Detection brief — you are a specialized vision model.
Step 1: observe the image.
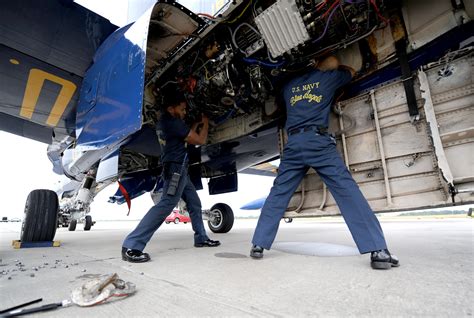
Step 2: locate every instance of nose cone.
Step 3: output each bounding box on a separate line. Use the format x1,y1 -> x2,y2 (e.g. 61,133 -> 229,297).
240,197 -> 267,210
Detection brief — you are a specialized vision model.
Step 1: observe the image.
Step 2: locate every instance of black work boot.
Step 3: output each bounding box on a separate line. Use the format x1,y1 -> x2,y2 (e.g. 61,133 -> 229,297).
194,239 -> 221,247
121,247 -> 150,263
370,249 -> 400,269
250,245 -> 264,259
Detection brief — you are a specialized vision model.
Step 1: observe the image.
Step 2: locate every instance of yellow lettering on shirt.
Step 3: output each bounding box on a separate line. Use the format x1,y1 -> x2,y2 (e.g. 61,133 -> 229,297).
302,82 -> 320,91
289,81 -> 322,106
291,86 -> 301,93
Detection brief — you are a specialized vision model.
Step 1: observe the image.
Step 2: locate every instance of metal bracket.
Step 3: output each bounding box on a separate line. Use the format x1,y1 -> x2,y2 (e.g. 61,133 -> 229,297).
370,90 -> 393,207
395,39 -> 420,119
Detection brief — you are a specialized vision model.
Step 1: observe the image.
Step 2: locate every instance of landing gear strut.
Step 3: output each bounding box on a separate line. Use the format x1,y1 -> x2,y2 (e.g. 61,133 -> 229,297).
60,173 -> 96,232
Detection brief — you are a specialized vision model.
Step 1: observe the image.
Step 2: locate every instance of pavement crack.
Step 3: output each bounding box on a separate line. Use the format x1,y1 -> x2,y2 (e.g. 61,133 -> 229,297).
114,261 -> 282,317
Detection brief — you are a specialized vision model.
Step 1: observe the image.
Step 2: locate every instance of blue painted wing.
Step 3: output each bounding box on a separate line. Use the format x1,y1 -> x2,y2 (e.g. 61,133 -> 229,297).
240,196 -> 268,210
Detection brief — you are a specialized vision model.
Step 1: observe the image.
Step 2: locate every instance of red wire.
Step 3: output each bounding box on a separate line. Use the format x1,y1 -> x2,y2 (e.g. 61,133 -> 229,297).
370,0 -> 390,25
322,0 -> 339,18
316,0 -> 327,11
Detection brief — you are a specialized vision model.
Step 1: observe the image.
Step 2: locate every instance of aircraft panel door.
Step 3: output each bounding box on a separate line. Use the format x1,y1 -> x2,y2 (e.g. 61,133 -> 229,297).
75,8 -> 153,151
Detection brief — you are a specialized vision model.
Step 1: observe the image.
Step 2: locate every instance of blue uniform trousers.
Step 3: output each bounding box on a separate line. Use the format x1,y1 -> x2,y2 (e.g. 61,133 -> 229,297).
123,162 -> 209,251
252,131 -> 387,254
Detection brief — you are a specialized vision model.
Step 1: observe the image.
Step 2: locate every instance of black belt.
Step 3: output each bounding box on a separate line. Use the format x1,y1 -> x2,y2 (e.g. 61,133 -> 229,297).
288,125 -> 328,136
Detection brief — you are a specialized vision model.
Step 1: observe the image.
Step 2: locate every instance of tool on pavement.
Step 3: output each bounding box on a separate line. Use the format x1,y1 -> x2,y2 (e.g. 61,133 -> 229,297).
71,273 -> 136,307
0,299 -> 71,317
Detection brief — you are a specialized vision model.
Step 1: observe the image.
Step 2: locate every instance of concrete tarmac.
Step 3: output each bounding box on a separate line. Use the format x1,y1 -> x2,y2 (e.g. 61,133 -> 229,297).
0,217 -> 473,317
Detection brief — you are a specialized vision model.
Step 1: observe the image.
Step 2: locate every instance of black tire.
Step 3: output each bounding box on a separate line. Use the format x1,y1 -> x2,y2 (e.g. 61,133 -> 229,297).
284,217 -> 293,223
84,215 -> 92,231
174,218 -> 180,224
21,189 -> 59,242
69,219 -> 77,231
165,221 -> 170,224
208,203 -> 234,233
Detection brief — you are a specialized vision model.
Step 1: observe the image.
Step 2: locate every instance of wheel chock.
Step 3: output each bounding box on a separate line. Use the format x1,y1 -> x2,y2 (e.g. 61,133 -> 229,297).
12,240 -> 61,249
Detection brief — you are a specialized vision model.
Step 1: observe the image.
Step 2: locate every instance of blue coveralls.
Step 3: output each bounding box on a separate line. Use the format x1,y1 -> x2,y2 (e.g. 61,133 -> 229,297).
123,112 -> 209,251
252,69 -> 388,254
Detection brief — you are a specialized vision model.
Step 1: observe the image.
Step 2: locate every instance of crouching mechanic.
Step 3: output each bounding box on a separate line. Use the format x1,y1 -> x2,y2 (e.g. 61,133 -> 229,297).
122,86 -> 220,263
250,56 -> 400,269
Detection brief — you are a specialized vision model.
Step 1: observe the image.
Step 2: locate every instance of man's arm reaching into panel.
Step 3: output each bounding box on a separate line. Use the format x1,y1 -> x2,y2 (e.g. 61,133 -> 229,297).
185,114 -> 209,146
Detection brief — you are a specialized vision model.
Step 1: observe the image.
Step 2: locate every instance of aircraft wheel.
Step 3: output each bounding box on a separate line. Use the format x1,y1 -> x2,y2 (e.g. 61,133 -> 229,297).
208,203 -> 234,233
21,190 -> 58,242
69,219 -> 77,231
84,215 -> 93,231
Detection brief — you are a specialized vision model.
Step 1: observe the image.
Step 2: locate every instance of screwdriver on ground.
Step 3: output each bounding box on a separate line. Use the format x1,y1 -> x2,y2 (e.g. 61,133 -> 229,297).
0,300 -> 71,317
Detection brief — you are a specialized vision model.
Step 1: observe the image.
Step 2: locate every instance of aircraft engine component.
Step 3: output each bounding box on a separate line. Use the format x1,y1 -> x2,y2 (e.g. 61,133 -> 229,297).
150,0 -> 386,128
254,0 -> 310,58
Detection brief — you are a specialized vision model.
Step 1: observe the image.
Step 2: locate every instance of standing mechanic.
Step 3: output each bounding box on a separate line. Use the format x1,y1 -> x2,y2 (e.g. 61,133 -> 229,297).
250,56 -> 399,269
122,85 -> 220,263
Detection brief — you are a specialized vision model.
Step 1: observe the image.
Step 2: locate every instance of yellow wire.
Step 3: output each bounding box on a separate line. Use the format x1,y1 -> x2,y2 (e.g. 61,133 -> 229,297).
223,0 -> 253,24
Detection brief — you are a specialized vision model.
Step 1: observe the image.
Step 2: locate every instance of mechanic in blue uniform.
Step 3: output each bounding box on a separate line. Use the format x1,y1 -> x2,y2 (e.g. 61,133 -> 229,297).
122,85 -> 220,263
250,56 -> 399,269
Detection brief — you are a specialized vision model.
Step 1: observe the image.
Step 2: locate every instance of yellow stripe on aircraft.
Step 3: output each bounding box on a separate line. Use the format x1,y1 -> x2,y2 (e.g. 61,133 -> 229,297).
20,68 -> 77,126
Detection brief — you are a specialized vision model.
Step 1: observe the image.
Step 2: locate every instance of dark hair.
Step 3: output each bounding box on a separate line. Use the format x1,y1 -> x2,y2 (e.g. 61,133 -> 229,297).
159,84 -> 186,110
